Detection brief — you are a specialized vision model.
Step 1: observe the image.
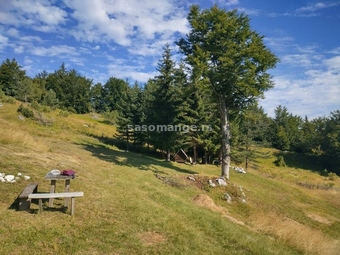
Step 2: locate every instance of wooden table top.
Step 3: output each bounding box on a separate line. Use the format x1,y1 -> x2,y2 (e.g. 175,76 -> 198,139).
45,173 -> 75,180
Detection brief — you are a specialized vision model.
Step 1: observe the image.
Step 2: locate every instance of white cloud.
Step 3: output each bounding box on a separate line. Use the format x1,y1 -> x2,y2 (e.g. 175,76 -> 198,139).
63,0 -> 189,48
324,55 -> 340,70
14,46 -> 24,54
30,45 -> 80,57
0,34 -> 9,45
261,54 -> 340,118
296,2 -> 340,13
107,61 -> 157,83
0,0 -> 67,29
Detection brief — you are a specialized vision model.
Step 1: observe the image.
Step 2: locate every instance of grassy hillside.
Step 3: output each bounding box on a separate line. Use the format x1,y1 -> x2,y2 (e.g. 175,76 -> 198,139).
0,101 -> 339,255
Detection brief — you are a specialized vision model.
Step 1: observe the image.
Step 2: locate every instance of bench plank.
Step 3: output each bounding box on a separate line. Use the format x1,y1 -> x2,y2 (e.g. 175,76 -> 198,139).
29,192 -> 83,199
28,192 -> 83,215
18,182 -> 39,211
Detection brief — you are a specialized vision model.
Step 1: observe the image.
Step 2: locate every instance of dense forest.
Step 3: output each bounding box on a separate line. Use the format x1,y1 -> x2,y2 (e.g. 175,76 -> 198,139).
0,6 -> 339,176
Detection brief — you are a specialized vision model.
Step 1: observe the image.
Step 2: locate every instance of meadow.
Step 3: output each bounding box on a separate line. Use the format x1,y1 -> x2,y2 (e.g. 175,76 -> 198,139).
0,101 -> 339,255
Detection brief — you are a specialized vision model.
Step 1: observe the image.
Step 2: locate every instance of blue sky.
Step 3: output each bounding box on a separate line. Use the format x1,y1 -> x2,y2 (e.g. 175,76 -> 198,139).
0,0 -> 339,119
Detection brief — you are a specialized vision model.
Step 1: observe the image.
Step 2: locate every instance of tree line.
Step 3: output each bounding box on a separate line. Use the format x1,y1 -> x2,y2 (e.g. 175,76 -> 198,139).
0,5 -> 339,176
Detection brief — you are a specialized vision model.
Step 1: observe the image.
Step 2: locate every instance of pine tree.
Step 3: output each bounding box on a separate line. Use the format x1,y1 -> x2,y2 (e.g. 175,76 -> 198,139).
147,44 -> 182,161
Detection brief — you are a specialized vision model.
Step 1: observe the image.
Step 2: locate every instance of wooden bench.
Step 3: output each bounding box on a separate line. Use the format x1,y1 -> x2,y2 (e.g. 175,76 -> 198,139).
18,182 -> 39,211
28,192 -> 84,215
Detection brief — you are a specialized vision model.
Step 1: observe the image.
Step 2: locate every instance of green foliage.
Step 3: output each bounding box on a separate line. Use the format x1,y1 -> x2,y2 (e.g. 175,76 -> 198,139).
58,110 -> 69,117
17,104 -> 34,118
0,58 -> 27,97
0,89 -> 16,104
177,5 -> 279,177
102,110 -> 118,125
328,172 -> 338,181
42,89 -> 59,109
45,64 -> 91,113
144,45 -> 184,159
274,155 -> 287,167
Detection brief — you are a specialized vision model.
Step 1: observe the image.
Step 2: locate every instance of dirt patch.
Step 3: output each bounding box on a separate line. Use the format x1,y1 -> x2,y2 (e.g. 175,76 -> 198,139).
193,194 -> 244,225
137,231 -> 167,246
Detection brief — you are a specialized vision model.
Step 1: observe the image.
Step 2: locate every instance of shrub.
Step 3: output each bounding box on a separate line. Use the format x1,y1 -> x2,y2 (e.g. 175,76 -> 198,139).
320,169 -> 329,177
274,155 -> 286,167
58,110 -> 69,117
328,172 -> 338,181
17,104 -> 34,118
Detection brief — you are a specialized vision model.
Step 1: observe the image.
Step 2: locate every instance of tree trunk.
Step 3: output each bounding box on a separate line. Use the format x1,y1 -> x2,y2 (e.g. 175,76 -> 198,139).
126,127 -> 129,152
193,146 -> 197,164
219,96 -> 231,179
166,148 -> 171,162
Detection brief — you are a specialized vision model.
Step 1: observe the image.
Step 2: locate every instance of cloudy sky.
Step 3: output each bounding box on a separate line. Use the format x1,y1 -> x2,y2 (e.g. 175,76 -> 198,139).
0,0 -> 339,119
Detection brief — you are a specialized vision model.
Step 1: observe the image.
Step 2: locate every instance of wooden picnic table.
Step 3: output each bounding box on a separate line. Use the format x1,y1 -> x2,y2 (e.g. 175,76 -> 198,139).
45,172 -> 75,207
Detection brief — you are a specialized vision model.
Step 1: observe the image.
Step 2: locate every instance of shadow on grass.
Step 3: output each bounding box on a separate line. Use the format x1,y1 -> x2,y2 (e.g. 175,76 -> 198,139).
9,196 -> 69,215
78,139 -> 198,175
274,151 -> 324,172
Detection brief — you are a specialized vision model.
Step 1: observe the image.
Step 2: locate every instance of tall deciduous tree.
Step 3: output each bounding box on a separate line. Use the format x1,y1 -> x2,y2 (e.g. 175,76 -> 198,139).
177,5 -> 278,178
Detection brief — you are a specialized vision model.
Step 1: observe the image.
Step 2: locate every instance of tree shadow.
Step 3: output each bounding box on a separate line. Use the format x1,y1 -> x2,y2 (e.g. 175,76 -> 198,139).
274,151 -> 324,172
77,140 -> 198,175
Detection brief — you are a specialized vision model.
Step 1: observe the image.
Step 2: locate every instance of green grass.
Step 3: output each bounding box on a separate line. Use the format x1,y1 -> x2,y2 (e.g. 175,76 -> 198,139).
0,102 -> 339,254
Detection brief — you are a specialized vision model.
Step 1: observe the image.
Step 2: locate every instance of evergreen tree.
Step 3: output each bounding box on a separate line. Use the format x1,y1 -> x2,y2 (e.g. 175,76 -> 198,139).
90,83 -> 105,112
0,58 -> 27,97
147,44 -> 182,161
102,77 -> 129,112
233,103 -> 271,169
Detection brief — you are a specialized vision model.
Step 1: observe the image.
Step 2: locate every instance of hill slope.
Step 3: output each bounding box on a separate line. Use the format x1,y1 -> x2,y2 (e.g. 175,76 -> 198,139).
0,101 -> 339,255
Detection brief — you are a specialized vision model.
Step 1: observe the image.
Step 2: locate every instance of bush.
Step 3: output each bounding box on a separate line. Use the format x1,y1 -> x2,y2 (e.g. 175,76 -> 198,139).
17,104 -> 34,118
328,172 -> 338,181
274,155 -> 286,167
58,110 -> 69,117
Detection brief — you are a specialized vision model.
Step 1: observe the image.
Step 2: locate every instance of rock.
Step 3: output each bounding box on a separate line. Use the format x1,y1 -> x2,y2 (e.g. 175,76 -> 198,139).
24,176 -> 30,180
208,179 -> 216,187
240,198 -> 247,203
0,177 -> 5,182
224,193 -> 232,203
215,177 -> 227,186
4,175 -> 15,182
187,176 -> 196,181
234,167 -> 246,174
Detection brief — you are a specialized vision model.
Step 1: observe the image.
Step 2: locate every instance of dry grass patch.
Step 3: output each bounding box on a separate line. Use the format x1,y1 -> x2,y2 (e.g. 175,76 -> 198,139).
249,212 -> 340,255
137,231 -> 167,246
193,194 -> 245,225
306,212 -> 334,225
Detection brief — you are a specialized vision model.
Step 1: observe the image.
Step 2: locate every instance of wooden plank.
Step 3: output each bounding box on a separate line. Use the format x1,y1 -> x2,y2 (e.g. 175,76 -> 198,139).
64,179 -> 71,206
71,197 -> 75,216
49,180 -> 56,207
29,192 -> 84,199
18,182 -> 38,198
18,182 -> 39,211
38,199 -> 43,213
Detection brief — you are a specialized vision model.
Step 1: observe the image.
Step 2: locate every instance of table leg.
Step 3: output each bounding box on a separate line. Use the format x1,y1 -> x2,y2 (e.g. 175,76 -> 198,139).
49,180 -> 56,207
64,179 -> 70,207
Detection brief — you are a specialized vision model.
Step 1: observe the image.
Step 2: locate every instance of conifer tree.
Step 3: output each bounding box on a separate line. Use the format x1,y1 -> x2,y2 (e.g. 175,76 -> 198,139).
147,44 -> 182,161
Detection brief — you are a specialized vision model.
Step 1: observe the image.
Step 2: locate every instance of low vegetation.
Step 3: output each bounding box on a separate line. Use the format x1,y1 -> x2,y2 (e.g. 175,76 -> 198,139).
0,102 -> 339,255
